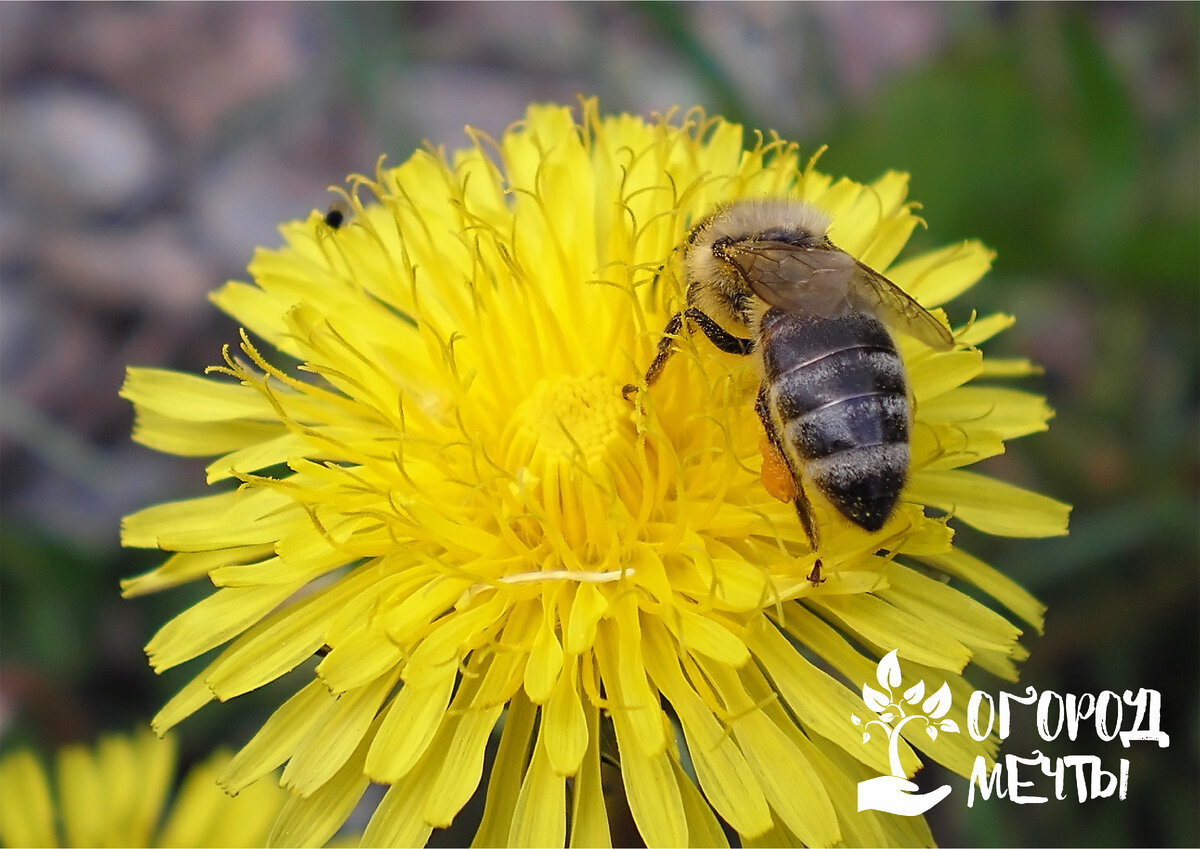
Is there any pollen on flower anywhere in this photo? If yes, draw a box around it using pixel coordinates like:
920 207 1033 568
505 374 631 468
500 373 643 550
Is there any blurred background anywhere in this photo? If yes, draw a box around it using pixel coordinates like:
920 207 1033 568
1 3 1195 846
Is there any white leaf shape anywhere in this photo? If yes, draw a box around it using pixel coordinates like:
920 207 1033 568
851 714 862 726
927 725 939 741
923 682 953 719
939 719 960 734
878 649 902 689
904 680 926 704
863 684 890 713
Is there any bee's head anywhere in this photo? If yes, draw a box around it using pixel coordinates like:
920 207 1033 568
680 198 835 326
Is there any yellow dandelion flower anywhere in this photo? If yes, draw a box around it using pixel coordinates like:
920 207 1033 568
120 99 1069 847
0 729 294 848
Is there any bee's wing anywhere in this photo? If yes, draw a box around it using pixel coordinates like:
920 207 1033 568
846 258 954 351
725 242 858 317
726 241 954 351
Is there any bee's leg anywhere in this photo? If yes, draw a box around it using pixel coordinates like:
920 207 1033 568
623 311 684 399
683 307 754 355
622 307 754 400
755 387 824 584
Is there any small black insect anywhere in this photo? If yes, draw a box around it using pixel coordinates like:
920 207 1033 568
323 201 348 230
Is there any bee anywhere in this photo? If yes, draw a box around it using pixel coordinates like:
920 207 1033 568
624 199 954 575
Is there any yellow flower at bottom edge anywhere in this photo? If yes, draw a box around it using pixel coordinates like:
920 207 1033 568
119 99 1070 847
0 729 296 848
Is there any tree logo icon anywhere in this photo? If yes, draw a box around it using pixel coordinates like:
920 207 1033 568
852 649 960 815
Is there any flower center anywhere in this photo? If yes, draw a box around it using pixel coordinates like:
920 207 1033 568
513 374 627 465
501 374 639 551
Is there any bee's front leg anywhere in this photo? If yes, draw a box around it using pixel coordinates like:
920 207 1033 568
683 307 754 356
622 307 754 400
622 311 684 400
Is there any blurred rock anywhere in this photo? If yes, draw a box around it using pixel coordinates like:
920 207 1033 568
404 3 587 72
41 4 306 142
191 143 333 270
1 84 165 219
377 65 572 152
31 222 215 318
0 3 39 80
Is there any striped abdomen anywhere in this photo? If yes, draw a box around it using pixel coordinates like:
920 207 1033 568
760 307 909 531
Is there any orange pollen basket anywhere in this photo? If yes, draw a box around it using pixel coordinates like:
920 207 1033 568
758 433 797 503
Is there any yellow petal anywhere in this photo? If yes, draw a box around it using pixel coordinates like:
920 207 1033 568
879 563 1022 655
508 726 567 848
745 619 893 776
0 750 57 847
861 212 920 272
134 412 286 458
401 594 507 687
816 593 971 672
209 281 300 358
608 713 687 849
121 488 285 549
957 311 1015 346
908 469 1071 538
281 668 400 797
909 349 983 405
920 546 1047 632
359 771 434 849
146 582 304 672
669 606 750 667
266 717 369 849
642 620 772 837
56 744 101 847
365 666 456 784
776 604 923 777
671 756 731 848
122 548 271 597
160 748 282 848
564 580 607 654
888 239 995 307
315 626 403 695
204 433 313 482
424 702 503 827
980 356 1042 377
542 658 589 775
121 367 271 420
471 692 536 848
151 663 217 736
220 680 335 795
598 600 665 756
524 604 565 703
567 705 611 848
704 661 840 847
920 385 1053 441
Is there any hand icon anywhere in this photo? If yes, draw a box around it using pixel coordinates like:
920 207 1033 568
857 775 952 816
